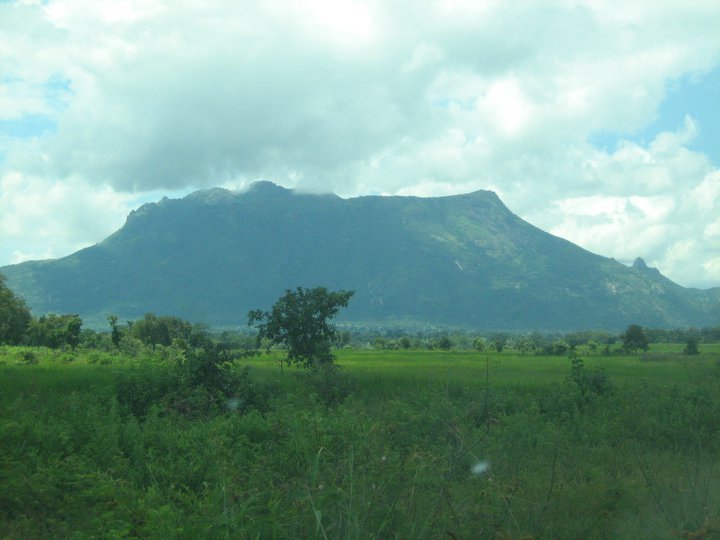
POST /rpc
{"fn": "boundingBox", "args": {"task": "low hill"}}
[2,181,718,330]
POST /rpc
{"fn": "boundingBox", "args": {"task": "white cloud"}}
[0,171,138,264]
[534,134,719,288]
[1,0,719,288]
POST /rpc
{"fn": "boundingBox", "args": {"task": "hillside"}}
[2,181,718,330]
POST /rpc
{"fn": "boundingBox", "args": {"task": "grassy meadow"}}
[1,345,719,539]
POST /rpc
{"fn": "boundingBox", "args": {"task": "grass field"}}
[1,345,719,539]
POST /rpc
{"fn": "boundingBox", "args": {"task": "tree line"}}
[1,273,717,358]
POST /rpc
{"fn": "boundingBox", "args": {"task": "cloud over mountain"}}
[1,0,719,287]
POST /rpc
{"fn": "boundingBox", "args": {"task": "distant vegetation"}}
[2,270,720,356]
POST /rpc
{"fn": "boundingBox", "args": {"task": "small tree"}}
[621,324,649,353]
[0,273,32,345]
[27,313,82,349]
[435,335,452,350]
[472,337,487,352]
[107,314,123,348]
[684,331,700,356]
[516,337,536,355]
[248,287,354,368]
[130,313,193,348]
[492,334,506,353]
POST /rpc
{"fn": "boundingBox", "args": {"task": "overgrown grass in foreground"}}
[1,346,719,539]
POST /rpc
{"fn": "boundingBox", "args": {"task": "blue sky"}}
[1,0,719,288]
[589,67,719,164]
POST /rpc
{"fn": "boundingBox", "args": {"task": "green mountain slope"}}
[2,181,718,330]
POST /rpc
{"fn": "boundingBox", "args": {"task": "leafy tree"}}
[492,333,506,353]
[621,324,649,353]
[684,331,700,356]
[472,337,487,352]
[516,337,536,355]
[545,340,569,356]
[107,314,123,348]
[435,335,452,350]
[248,287,354,368]
[27,314,82,349]
[0,273,32,345]
[130,313,192,347]
[333,330,352,349]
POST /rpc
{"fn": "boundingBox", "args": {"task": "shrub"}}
[684,335,700,355]
[568,357,612,403]
[116,368,176,417]
[19,350,38,365]
[303,364,356,407]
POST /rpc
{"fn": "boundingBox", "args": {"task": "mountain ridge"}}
[2,182,718,330]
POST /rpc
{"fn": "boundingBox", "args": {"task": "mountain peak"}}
[245,181,291,195]
[632,257,664,280]
[185,187,235,204]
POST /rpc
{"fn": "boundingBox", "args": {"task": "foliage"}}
[0,273,32,345]
[115,341,272,418]
[107,314,123,348]
[2,345,719,538]
[302,364,357,407]
[129,313,193,347]
[434,335,452,350]
[248,287,354,368]
[567,357,612,403]
[492,333,506,353]
[544,339,570,356]
[684,331,700,355]
[26,313,83,349]
[622,324,649,353]
[516,337,536,354]
[472,336,487,352]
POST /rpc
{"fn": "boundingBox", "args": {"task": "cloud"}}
[536,133,719,288]
[0,171,139,262]
[1,0,719,288]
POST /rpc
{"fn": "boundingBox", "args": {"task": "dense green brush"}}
[1,346,718,538]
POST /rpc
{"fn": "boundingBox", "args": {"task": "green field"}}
[1,346,719,539]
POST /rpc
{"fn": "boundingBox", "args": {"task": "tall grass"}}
[1,346,719,538]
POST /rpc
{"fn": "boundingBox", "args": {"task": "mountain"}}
[2,181,719,330]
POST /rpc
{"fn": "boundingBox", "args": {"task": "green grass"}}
[1,345,719,538]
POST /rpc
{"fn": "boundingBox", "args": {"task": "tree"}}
[27,314,82,349]
[684,330,700,356]
[516,337,536,355]
[248,287,354,368]
[472,337,487,352]
[130,313,193,347]
[621,324,649,353]
[492,333,507,353]
[0,273,32,345]
[107,314,123,348]
[435,335,452,350]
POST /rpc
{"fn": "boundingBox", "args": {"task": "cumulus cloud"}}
[1,0,719,287]
[534,130,719,288]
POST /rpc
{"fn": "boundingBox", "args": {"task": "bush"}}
[303,364,356,407]
[19,350,38,365]
[116,368,176,417]
[567,357,612,403]
[116,343,274,418]
[684,335,700,355]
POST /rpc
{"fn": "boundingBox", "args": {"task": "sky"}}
[1,0,719,289]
